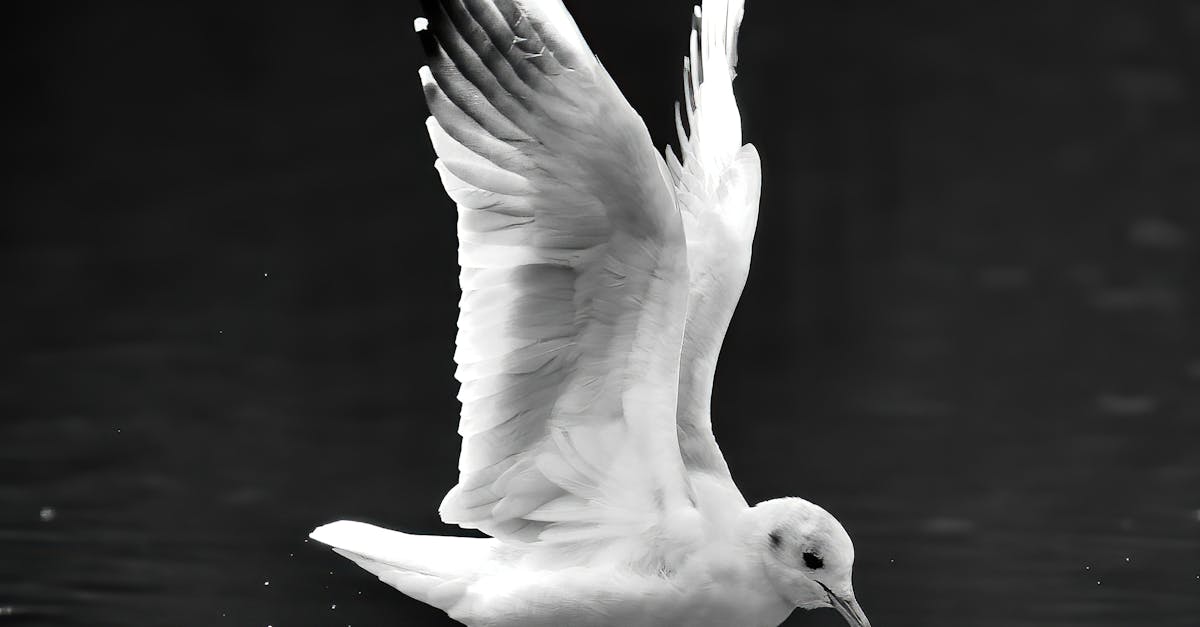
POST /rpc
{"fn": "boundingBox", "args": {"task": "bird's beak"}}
[818,583,871,627]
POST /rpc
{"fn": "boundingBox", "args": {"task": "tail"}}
[309,520,494,614]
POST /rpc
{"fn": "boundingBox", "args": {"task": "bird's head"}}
[752,497,871,627]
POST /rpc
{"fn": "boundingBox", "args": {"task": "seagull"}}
[310,1,871,625]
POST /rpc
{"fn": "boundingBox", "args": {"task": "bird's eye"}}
[802,551,824,569]
[768,531,782,549]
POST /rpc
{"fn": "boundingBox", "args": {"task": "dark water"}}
[4,2,1199,625]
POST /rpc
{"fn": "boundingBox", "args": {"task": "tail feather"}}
[310,520,493,613]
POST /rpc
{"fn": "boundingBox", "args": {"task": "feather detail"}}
[668,0,759,490]
[417,0,696,553]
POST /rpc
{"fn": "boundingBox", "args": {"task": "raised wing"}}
[416,0,696,549]
[665,0,761,487]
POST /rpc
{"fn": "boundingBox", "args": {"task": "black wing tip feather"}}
[419,0,578,72]
[415,1,536,83]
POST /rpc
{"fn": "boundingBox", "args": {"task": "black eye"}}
[768,531,783,549]
[802,551,824,569]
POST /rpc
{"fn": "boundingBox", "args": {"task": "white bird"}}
[310,1,871,625]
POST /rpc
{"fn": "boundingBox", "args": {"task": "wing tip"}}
[310,520,358,547]
[416,18,439,58]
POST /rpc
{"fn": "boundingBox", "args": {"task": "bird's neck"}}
[674,509,797,627]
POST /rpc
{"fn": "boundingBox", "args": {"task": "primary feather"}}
[417,0,696,555]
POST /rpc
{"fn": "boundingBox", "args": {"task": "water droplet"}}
[331,604,337,610]
[1125,557,1131,562]
[263,581,270,586]
[39,507,56,522]
[263,273,269,277]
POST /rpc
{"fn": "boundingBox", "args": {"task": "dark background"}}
[3,1,1199,625]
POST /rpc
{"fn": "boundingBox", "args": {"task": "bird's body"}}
[312,1,871,625]
[315,477,796,627]
[321,534,789,627]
